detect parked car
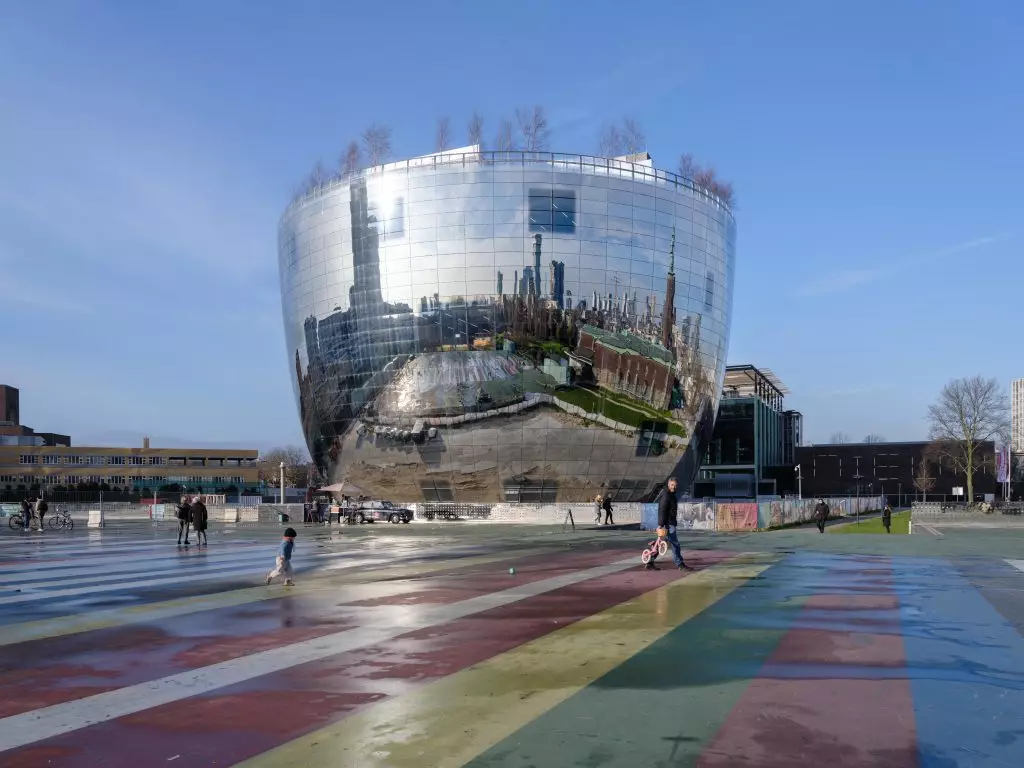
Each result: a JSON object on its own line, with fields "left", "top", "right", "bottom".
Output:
{"left": 344, "top": 500, "right": 414, "bottom": 525}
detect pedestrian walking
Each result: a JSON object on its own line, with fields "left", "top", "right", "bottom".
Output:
{"left": 882, "top": 504, "right": 892, "bottom": 534}
{"left": 649, "top": 477, "right": 691, "bottom": 571}
{"left": 191, "top": 495, "right": 209, "bottom": 546}
{"left": 814, "top": 498, "right": 828, "bottom": 534}
{"left": 176, "top": 497, "right": 192, "bottom": 546}
{"left": 34, "top": 496, "right": 48, "bottom": 532}
{"left": 593, "top": 495, "right": 603, "bottom": 525}
{"left": 602, "top": 494, "right": 615, "bottom": 526}
{"left": 265, "top": 527, "right": 297, "bottom": 586}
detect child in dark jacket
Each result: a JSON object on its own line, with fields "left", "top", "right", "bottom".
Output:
{"left": 265, "top": 527, "right": 297, "bottom": 586}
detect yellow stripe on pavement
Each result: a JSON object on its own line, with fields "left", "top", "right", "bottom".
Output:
{"left": 238, "top": 556, "right": 773, "bottom": 768}
{"left": 0, "top": 548, "right": 548, "bottom": 647}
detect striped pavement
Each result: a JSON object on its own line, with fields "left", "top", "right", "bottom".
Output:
{"left": 1, "top": 530, "right": 1024, "bottom": 766}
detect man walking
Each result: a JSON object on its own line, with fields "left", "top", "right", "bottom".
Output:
{"left": 882, "top": 504, "right": 892, "bottom": 534}
{"left": 814, "top": 498, "right": 829, "bottom": 534}
{"left": 651, "top": 477, "right": 692, "bottom": 571}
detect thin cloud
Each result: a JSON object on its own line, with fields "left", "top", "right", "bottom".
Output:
{"left": 796, "top": 233, "right": 1010, "bottom": 298}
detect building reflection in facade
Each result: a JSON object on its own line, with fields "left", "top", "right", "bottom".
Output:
{"left": 278, "top": 149, "right": 736, "bottom": 503}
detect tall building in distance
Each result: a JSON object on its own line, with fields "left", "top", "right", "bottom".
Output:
{"left": 496, "top": 270, "right": 503, "bottom": 297}
{"left": 533, "top": 234, "right": 542, "bottom": 299}
{"left": 1012, "top": 378, "right": 1024, "bottom": 454}
{"left": 549, "top": 260, "right": 565, "bottom": 309}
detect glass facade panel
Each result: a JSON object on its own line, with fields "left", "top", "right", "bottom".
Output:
{"left": 279, "top": 151, "right": 736, "bottom": 502}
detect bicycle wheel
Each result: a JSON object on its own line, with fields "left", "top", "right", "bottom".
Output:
{"left": 8, "top": 514, "right": 22, "bottom": 530}
{"left": 47, "top": 515, "right": 61, "bottom": 530}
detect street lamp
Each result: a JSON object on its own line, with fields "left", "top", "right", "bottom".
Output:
{"left": 279, "top": 461, "right": 285, "bottom": 504}
{"left": 795, "top": 464, "right": 802, "bottom": 500}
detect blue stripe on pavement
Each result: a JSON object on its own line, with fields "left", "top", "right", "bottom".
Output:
{"left": 893, "top": 556, "right": 1024, "bottom": 768}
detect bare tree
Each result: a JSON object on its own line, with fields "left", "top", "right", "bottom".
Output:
{"left": 863, "top": 434, "right": 886, "bottom": 443}
{"left": 714, "top": 180, "right": 736, "bottom": 207}
{"left": 597, "top": 123, "right": 623, "bottom": 157}
{"left": 516, "top": 105, "right": 550, "bottom": 151}
{"left": 913, "top": 455, "right": 936, "bottom": 501}
{"left": 467, "top": 112, "right": 484, "bottom": 148}
{"left": 926, "top": 376, "right": 1009, "bottom": 503}
{"left": 340, "top": 141, "right": 361, "bottom": 177}
{"left": 256, "top": 446, "right": 312, "bottom": 488}
{"left": 435, "top": 116, "right": 451, "bottom": 153}
{"left": 693, "top": 166, "right": 717, "bottom": 192}
{"left": 495, "top": 118, "right": 515, "bottom": 152}
{"left": 829, "top": 431, "right": 850, "bottom": 444}
{"left": 678, "top": 153, "right": 700, "bottom": 179}
{"left": 305, "top": 161, "right": 329, "bottom": 194}
{"left": 362, "top": 124, "right": 392, "bottom": 166}
{"left": 621, "top": 118, "right": 645, "bottom": 154}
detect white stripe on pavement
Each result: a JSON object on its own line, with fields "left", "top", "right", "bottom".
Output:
{"left": 0, "top": 555, "right": 638, "bottom": 753}
{"left": 1007, "top": 559, "right": 1024, "bottom": 573}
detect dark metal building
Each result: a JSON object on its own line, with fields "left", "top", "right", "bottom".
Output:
{"left": 795, "top": 440, "right": 1001, "bottom": 505}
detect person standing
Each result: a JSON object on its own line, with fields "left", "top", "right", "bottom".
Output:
{"left": 652, "top": 477, "right": 691, "bottom": 571}
{"left": 19, "top": 498, "right": 31, "bottom": 533}
{"left": 882, "top": 504, "right": 892, "bottom": 534}
{"left": 176, "top": 497, "right": 192, "bottom": 546}
{"left": 191, "top": 495, "right": 209, "bottom": 546}
{"left": 602, "top": 494, "right": 615, "bottom": 526}
{"left": 593, "top": 495, "right": 603, "bottom": 525}
{"left": 35, "top": 496, "right": 48, "bottom": 533}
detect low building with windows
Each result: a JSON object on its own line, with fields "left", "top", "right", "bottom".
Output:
{"left": 0, "top": 384, "right": 260, "bottom": 497}
{"left": 0, "top": 437, "right": 260, "bottom": 496}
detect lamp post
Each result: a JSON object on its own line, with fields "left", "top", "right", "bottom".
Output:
{"left": 279, "top": 462, "right": 285, "bottom": 504}
{"left": 795, "top": 464, "right": 802, "bottom": 500}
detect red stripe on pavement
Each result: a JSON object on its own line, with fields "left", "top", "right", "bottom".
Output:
{"left": 697, "top": 569, "right": 918, "bottom": 768}
{"left": 3, "top": 550, "right": 733, "bottom": 767}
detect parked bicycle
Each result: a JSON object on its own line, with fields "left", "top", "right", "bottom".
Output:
{"left": 8, "top": 512, "right": 40, "bottom": 531}
{"left": 47, "top": 507, "right": 74, "bottom": 531}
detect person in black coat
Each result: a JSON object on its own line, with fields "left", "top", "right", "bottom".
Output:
{"left": 176, "top": 498, "right": 192, "bottom": 546}
{"left": 190, "top": 496, "right": 209, "bottom": 546}
{"left": 814, "top": 499, "right": 829, "bottom": 533}
{"left": 651, "top": 477, "right": 691, "bottom": 571}
{"left": 882, "top": 504, "right": 893, "bottom": 533}
{"left": 602, "top": 494, "right": 615, "bottom": 525}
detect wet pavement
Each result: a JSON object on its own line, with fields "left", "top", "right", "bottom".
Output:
{"left": 1, "top": 523, "right": 1023, "bottom": 766}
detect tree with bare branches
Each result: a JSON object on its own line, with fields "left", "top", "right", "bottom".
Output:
{"left": 863, "top": 434, "right": 886, "bottom": 443}
{"left": 467, "top": 112, "right": 484, "bottom": 148}
{"left": 597, "top": 123, "right": 623, "bottom": 157}
{"left": 678, "top": 153, "right": 699, "bottom": 179}
{"left": 516, "top": 106, "right": 550, "bottom": 151}
{"left": 829, "top": 431, "right": 850, "bottom": 444}
{"left": 305, "top": 161, "right": 329, "bottom": 193}
{"left": 340, "top": 141, "right": 361, "bottom": 177}
{"left": 913, "top": 455, "right": 936, "bottom": 501}
{"left": 435, "top": 116, "right": 451, "bottom": 153}
{"left": 362, "top": 124, "right": 392, "bottom": 166}
{"left": 621, "top": 118, "right": 645, "bottom": 154}
{"left": 926, "top": 376, "right": 1009, "bottom": 502}
{"left": 495, "top": 118, "right": 515, "bottom": 152}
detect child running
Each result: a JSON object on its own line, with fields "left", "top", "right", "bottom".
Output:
{"left": 265, "top": 527, "right": 297, "bottom": 586}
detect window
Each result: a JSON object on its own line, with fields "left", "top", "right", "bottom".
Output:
{"left": 64, "top": 455, "right": 83, "bottom": 465}
{"left": 149, "top": 456, "right": 165, "bottom": 465}
{"left": 108, "top": 456, "right": 125, "bottom": 465}
{"left": 43, "top": 455, "right": 60, "bottom": 465}
{"left": 129, "top": 456, "right": 145, "bottom": 466}
{"left": 19, "top": 455, "right": 38, "bottom": 465}
{"left": 88, "top": 456, "right": 107, "bottom": 466}
{"left": 528, "top": 188, "right": 577, "bottom": 234}
{"left": 0, "top": 475, "right": 18, "bottom": 483}
{"left": 419, "top": 479, "right": 454, "bottom": 502}
{"left": 109, "top": 476, "right": 126, "bottom": 485}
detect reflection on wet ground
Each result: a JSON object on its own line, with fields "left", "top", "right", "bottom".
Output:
{"left": 1, "top": 524, "right": 1023, "bottom": 766}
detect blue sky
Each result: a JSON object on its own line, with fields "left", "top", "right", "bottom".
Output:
{"left": 1, "top": 0, "right": 1021, "bottom": 451}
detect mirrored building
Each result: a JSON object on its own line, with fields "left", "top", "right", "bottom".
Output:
{"left": 278, "top": 148, "right": 736, "bottom": 503}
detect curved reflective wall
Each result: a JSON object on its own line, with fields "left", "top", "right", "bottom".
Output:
{"left": 278, "top": 150, "right": 736, "bottom": 503}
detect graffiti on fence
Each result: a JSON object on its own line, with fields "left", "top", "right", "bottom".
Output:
{"left": 716, "top": 502, "right": 758, "bottom": 531}
{"left": 679, "top": 502, "right": 715, "bottom": 530}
